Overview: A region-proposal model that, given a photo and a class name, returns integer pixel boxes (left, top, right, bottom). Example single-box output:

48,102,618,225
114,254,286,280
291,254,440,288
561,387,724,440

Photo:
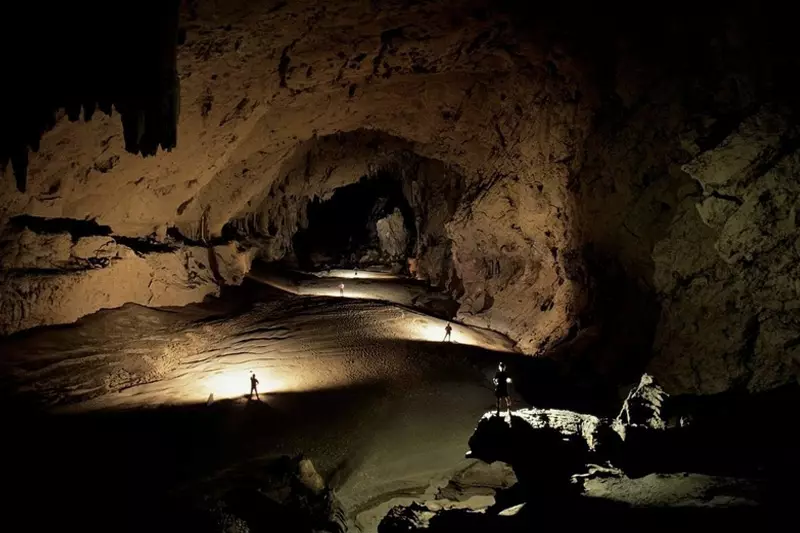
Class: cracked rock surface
0,226,251,335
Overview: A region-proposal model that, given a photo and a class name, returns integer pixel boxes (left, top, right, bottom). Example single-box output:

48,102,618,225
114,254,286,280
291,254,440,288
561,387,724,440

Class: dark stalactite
0,1,182,192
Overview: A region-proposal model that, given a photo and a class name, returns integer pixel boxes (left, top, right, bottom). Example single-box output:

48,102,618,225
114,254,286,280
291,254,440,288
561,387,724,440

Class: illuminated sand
311,268,401,280
0,277,517,529
248,265,454,310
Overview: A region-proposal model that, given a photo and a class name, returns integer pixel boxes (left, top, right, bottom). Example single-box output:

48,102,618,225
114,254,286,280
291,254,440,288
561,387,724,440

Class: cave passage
291,173,417,271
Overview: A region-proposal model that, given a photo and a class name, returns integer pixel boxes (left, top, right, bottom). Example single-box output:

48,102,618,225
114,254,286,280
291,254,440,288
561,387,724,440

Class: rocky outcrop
376,208,408,259
466,408,620,500
0,227,252,335
613,374,668,439
465,372,798,486
382,374,785,531
379,502,495,533
465,375,672,486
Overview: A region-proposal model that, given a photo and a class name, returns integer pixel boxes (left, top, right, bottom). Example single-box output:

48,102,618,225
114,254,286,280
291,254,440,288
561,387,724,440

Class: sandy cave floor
0,270,768,531
0,270,518,531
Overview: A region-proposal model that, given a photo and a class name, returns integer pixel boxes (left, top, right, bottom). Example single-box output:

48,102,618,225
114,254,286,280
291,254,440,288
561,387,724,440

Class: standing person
493,362,511,415
249,372,260,401
354,266,358,277
339,282,345,297
443,322,453,342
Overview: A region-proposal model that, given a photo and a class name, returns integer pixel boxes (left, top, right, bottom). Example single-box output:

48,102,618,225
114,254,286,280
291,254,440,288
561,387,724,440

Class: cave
289,172,417,271
1,1,799,532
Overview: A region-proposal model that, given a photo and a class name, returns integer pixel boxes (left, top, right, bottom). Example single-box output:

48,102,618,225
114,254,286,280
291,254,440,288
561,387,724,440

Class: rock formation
1,0,798,396
0,1,182,192
380,373,788,531
465,372,796,484
0,221,252,335
376,208,409,259
613,373,668,440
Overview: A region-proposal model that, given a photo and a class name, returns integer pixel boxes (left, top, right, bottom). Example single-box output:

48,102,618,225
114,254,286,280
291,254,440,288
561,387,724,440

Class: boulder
376,208,408,259
212,242,253,286
466,408,621,499
613,373,669,439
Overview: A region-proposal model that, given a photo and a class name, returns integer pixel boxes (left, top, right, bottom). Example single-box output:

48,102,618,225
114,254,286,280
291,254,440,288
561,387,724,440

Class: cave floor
248,263,462,318
0,274,516,531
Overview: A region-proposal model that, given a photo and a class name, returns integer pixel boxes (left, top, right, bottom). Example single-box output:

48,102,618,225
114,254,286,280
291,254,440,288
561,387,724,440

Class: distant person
249,372,260,401
443,322,453,342
493,362,511,415
354,266,358,277
339,282,345,297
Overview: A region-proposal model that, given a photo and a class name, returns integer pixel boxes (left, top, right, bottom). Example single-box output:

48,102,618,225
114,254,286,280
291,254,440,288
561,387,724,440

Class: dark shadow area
380,496,785,532
505,354,622,415
6,214,178,254
292,173,416,270
547,245,662,393
0,383,384,532
8,214,112,240
654,383,800,479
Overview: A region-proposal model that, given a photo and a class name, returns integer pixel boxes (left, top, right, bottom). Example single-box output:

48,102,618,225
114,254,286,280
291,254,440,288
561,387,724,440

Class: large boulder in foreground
466,408,621,499
380,374,790,532
466,374,670,491
0,227,253,335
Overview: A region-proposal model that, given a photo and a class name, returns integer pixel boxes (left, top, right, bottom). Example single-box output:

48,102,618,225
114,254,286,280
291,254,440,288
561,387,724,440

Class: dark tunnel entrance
291,173,417,271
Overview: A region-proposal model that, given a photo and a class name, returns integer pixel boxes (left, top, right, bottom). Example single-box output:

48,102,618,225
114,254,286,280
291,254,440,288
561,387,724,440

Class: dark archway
290,172,417,271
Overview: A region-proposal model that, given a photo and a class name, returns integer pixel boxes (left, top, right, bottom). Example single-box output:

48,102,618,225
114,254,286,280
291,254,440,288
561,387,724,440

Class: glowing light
312,269,399,280
203,369,285,400
386,312,517,353
410,318,455,343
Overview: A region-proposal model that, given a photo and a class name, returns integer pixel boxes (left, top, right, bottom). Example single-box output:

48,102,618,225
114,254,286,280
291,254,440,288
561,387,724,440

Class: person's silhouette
339,282,345,297
443,322,453,342
249,372,260,400
493,362,511,415
354,266,358,277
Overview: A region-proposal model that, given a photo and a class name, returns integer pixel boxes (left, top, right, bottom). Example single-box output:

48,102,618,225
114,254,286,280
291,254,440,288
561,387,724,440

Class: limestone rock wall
647,108,800,394
376,208,408,259
0,229,252,335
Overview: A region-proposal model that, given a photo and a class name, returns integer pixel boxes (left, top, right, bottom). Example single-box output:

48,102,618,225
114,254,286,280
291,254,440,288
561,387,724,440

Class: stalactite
0,0,182,192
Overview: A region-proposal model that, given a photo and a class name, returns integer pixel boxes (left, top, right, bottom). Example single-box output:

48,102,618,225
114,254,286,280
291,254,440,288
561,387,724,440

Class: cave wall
649,110,800,394
0,228,252,335
402,158,464,288
1,0,798,394
565,12,800,393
